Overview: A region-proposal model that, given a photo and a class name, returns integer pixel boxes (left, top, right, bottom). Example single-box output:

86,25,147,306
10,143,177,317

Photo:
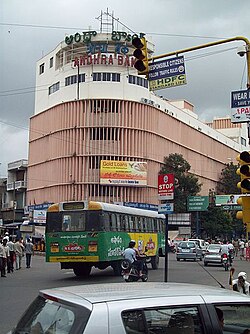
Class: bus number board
62,202,86,211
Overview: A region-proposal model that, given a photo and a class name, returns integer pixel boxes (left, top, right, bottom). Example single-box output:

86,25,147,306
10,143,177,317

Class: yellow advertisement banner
100,160,147,186
149,74,187,91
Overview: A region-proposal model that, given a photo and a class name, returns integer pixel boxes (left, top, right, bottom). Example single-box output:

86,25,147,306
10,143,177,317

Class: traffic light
236,151,250,193
236,196,250,239
132,37,149,76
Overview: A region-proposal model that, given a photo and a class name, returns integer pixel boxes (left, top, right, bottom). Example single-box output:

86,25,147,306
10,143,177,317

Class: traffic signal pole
148,36,250,88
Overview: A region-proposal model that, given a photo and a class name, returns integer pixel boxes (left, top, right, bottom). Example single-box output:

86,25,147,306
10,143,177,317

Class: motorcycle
221,253,230,271
121,258,148,282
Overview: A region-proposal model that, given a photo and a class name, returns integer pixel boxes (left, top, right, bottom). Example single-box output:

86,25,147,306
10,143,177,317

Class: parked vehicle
8,282,250,334
121,258,148,282
176,241,203,261
204,244,222,266
222,253,230,271
188,238,207,256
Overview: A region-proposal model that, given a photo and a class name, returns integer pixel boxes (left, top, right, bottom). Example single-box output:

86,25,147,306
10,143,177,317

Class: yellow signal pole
148,36,250,87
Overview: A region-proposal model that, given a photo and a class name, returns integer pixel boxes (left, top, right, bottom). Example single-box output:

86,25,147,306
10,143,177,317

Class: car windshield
208,245,221,250
179,242,195,248
12,295,90,334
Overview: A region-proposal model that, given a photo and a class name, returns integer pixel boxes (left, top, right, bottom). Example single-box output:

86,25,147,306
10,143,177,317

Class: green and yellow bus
45,201,166,277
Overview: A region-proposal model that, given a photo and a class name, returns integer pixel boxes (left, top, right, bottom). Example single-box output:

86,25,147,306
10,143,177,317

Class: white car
8,282,250,334
188,238,207,255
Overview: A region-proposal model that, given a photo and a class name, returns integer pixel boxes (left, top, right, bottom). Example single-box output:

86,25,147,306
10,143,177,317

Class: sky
1,0,250,177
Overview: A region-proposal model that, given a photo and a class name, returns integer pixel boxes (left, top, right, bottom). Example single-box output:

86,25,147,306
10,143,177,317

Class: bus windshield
46,211,102,232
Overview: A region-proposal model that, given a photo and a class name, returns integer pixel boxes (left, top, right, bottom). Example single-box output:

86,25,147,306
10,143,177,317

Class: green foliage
200,206,233,239
159,153,202,212
216,163,240,195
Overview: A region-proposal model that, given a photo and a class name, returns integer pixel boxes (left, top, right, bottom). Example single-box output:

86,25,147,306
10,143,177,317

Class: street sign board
231,89,250,123
158,174,174,200
148,56,187,91
187,196,209,211
158,203,174,214
221,204,242,211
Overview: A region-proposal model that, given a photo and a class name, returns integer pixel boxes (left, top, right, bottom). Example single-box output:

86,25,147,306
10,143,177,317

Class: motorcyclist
220,240,233,266
123,240,145,277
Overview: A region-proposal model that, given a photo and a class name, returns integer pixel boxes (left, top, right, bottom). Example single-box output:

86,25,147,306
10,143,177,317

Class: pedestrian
6,237,15,273
0,240,7,277
233,239,239,257
14,238,24,270
2,238,10,274
239,239,245,260
24,238,34,268
229,269,250,295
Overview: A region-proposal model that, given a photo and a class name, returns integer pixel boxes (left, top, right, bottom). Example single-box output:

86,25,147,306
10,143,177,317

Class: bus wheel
112,261,122,276
151,255,159,270
73,265,91,277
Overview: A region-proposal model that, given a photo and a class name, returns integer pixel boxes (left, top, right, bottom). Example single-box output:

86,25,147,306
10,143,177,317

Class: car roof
39,282,250,306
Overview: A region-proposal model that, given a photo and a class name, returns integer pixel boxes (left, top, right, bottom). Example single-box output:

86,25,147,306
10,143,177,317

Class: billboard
231,89,250,123
215,194,241,205
100,160,147,186
149,56,187,91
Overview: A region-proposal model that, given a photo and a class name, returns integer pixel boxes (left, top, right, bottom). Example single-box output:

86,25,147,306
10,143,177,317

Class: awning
3,222,22,228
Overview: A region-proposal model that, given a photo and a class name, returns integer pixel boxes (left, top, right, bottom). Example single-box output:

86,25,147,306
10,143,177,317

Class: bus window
154,219,159,232
62,215,71,231
46,212,63,232
116,214,121,231
128,216,134,232
147,218,154,232
111,213,117,231
120,215,125,231
142,217,147,232
137,216,143,232
124,215,129,230
78,214,86,230
103,212,110,231
134,216,140,232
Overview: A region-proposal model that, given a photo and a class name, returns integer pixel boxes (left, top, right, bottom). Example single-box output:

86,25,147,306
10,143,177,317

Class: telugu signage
148,56,187,91
100,160,147,186
187,196,209,211
231,89,250,123
158,174,174,200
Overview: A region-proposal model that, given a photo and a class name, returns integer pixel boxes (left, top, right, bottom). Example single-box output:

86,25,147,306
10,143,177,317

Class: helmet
238,272,247,280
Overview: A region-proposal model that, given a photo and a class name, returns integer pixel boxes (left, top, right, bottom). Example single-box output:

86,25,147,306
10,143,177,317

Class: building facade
26,28,247,206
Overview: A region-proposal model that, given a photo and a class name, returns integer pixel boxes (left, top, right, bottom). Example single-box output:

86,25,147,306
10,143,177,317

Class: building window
48,82,60,95
65,74,86,86
49,57,54,68
128,75,148,88
78,73,85,83
93,73,120,82
39,63,45,75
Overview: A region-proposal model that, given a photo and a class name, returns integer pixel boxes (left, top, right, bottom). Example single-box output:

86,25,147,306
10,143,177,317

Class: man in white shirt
232,272,250,295
123,240,144,276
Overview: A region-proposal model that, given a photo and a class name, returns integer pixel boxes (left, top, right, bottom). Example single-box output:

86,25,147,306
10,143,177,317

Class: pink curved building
26,30,246,206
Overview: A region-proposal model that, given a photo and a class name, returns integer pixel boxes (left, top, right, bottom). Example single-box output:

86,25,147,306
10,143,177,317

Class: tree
216,162,240,195
159,153,202,212
200,206,233,239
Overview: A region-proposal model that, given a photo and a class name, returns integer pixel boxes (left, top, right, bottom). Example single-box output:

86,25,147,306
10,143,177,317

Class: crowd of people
0,232,34,277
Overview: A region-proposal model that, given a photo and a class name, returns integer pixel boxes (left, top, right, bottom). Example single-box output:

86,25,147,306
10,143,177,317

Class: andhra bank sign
65,30,142,68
